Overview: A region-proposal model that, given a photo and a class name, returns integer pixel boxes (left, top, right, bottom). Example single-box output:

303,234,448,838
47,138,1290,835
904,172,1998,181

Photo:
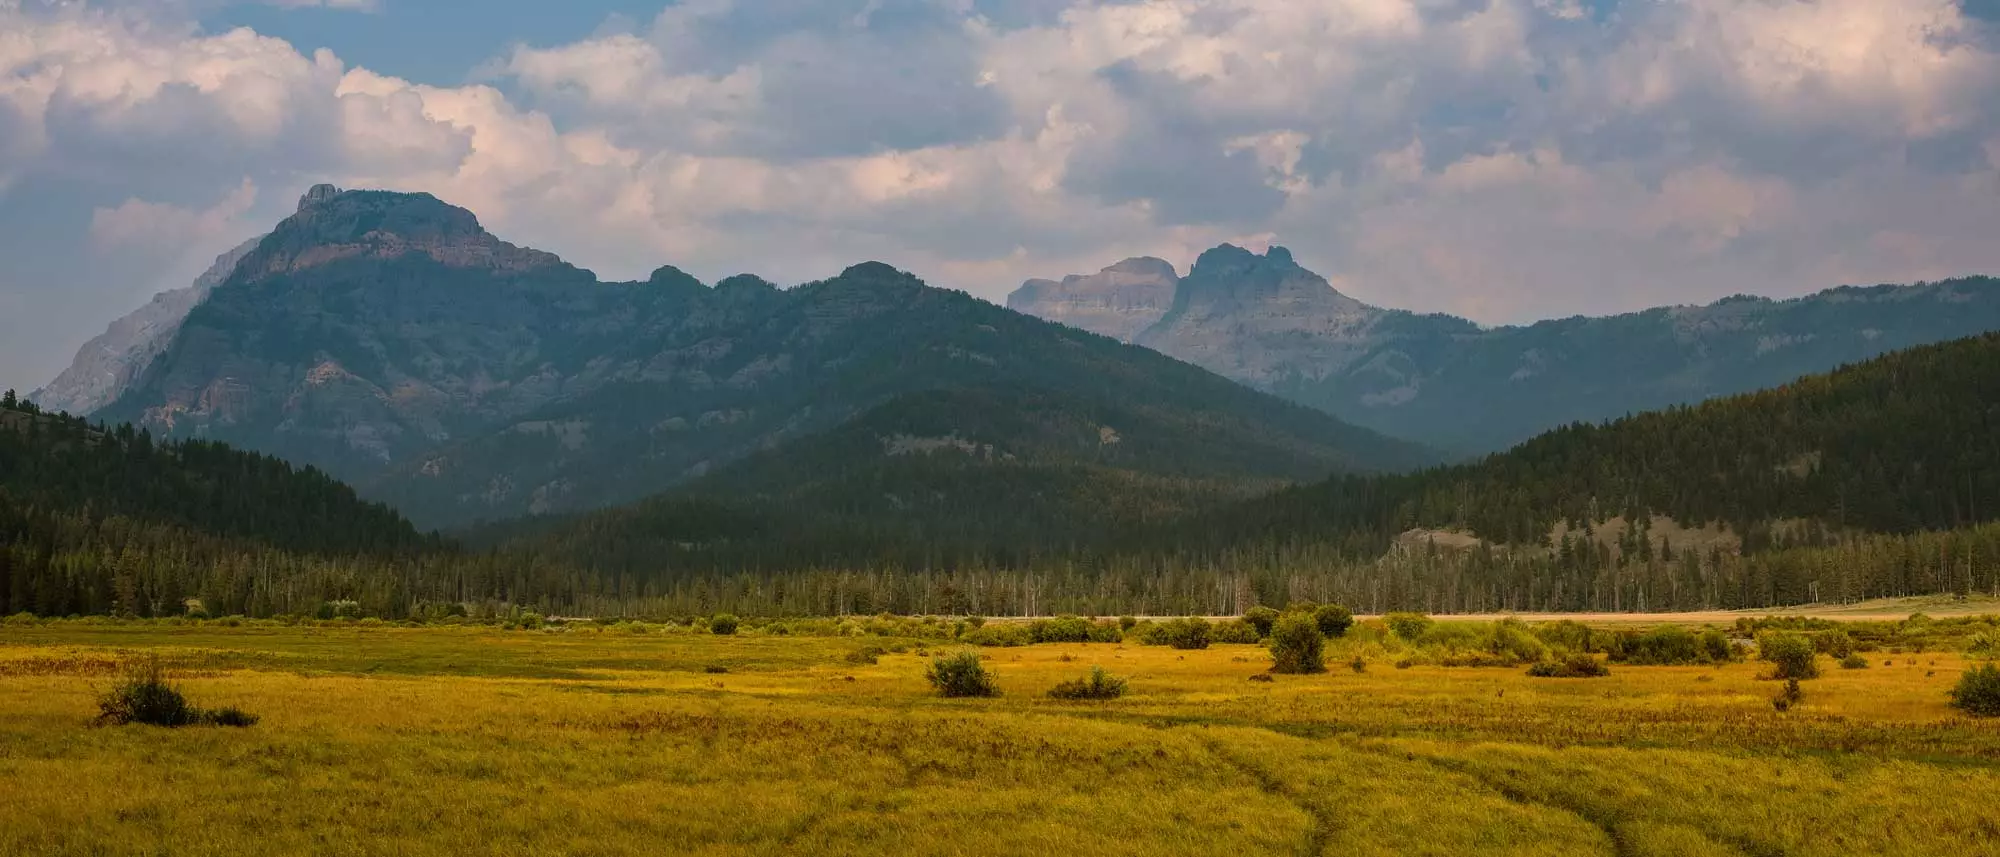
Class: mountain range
76,187,1424,529
1008,246,2000,453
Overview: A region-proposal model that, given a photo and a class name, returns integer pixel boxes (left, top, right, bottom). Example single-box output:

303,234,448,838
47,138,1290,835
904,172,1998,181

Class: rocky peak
647,265,706,292
245,188,570,277
297,183,344,211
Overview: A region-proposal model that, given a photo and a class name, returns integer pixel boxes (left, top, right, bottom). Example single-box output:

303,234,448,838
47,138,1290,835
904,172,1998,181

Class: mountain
1009,245,2000,453
30,235,264,416
99,187,1431,529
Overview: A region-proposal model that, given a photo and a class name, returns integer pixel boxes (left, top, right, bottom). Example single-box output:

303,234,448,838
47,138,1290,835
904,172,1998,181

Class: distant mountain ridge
30,235,263,416
96,187,1430,529
1009,247,2000,453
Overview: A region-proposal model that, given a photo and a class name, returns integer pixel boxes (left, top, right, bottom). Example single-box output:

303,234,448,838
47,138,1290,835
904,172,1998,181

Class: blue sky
4,0,2000,394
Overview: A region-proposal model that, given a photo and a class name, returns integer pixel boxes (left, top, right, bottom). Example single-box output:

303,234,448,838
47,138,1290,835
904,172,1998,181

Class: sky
4,0,2000,394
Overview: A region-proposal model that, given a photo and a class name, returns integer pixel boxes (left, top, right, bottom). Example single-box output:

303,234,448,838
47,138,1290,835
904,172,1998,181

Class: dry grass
2,621,1998,855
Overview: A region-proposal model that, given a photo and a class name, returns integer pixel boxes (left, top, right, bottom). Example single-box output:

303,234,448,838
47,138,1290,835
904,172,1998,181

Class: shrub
1699,629,1734,663
1619,626,1702,665
1146,618,1212,650
703,665,729,674
1242,606,1281,638
1349,656,1368,674
925,651,1000,698
1527,653,1609,678
1118,615,1138,631
963,623,1032,647
1839,653,1870,670
1268,614,1326,674
1814,629,1855,659
1314,604,1355,639
1385,612,1433,641
1772,678,1804,712
1047,666,1128,700
708,614,740,635
1759,632,1821,680
1950,663,2000,717
1032,615,1094,643
1211,619,1262,644
95,657,256,728
1489,619,1549,664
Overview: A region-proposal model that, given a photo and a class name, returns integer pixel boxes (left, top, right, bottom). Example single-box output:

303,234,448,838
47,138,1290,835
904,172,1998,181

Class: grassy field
3,619,1999,856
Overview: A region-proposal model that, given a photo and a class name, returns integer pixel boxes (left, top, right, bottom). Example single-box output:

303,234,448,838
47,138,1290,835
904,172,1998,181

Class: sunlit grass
2,622,1998,855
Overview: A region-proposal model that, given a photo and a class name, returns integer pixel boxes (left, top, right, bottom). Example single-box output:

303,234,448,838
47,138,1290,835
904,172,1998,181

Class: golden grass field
3,618,1999,856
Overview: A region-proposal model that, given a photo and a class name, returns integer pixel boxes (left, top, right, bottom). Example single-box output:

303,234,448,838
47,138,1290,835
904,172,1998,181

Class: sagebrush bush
1760,632,1821,680
1815,629,1855,659
1840,652,1870,670
708,614,740,635
95,656,256,728
925,651,1000,698
1526,653,1610,678
1241,607,1280,639
1951,663,2000,717
1047,666,1128,700
1268,614,1326,674
846,645,888,665
1314,604,1354,639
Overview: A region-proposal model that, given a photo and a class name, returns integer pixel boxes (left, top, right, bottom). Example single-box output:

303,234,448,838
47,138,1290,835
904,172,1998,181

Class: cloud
2,0,2000,395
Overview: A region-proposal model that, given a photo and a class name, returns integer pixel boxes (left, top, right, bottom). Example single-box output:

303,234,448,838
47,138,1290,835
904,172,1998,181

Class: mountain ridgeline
95,188,1429,530
1009,245,2000,454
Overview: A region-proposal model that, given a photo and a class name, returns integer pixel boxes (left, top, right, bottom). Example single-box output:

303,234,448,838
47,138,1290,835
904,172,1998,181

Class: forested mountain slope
100,188,1430,529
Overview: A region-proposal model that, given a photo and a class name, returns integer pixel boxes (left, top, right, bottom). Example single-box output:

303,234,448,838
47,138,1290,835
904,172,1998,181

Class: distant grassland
3,619,1999,856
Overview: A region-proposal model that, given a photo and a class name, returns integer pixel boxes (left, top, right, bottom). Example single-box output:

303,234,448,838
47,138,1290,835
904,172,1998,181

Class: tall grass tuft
95,656,258,728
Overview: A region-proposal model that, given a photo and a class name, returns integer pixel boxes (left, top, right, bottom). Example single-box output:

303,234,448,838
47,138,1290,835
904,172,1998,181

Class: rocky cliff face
100,188,1426,527
1005,256,1178,343
30,236,262,416
1012,248,2000,453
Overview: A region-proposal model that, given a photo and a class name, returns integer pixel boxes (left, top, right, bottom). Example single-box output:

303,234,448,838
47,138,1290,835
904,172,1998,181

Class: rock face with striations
1011,247,2000,453
99,187,1429,527
30,236,264,416
1005,256,1179,343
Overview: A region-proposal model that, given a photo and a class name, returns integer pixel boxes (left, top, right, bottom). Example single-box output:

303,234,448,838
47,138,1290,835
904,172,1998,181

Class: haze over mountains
77,187,1423,529
1009,247,2000,453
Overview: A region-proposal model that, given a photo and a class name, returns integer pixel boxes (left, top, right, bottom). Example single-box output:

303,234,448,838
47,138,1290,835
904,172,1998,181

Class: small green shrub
1267,613,1326,674
703,665,729,674
1314,604,1355,638
1118,615,1138,631
1951,663,2000,717
1527,653,1610,678
926,651,1000,698
1031,615,1094,643
1047,666,1128,700
1145,618,1212,650
1814,629,1855,659
204,707,260,727
1772,678,1805,712
963,623,1033,647
1385,612,1433,641
1839,652,1870,670
1211,619,1262,644
708,614,740,635
1759,632,1821,680
844,645,887,665
1242,607,1280,638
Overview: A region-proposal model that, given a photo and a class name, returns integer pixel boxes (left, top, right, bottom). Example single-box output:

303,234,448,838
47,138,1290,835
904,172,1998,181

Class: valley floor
2,622,1998,856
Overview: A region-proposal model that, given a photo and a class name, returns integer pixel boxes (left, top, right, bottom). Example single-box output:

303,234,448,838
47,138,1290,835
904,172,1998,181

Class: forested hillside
0,392,435,616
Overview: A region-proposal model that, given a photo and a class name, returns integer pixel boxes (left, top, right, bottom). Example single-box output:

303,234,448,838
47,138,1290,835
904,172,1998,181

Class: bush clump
1313,604,1354,639
1241,607,1281,639
1951,663,2000,717
1047,666,1128,700
1211,619,1262,645
1527,653,1610,678
1267,613,1326,674
1759,632,1821,680
96,657,258,728
1839,652,1870,670
707,614,740,635
1385,612,1433,641
1145,618,1212,650
925,651,1000,698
